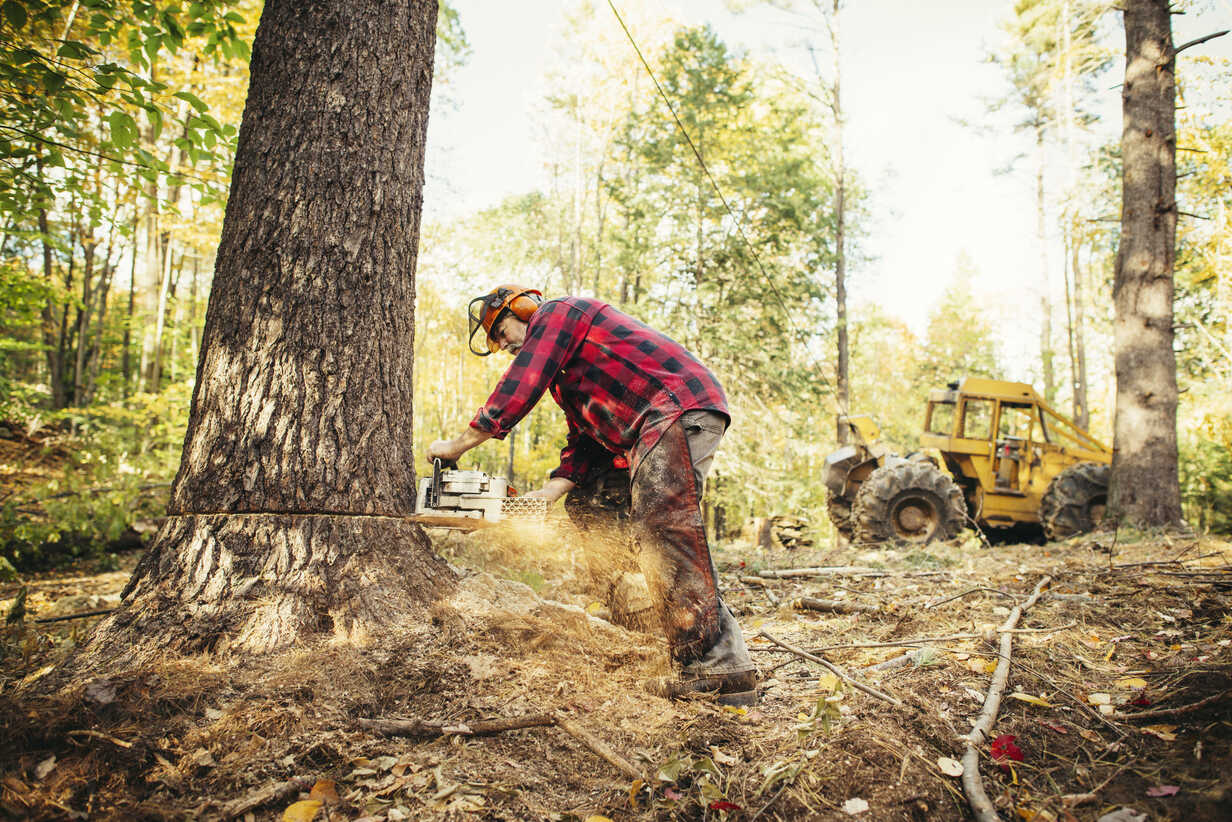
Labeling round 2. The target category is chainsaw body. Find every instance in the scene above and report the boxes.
[412,460,546,530]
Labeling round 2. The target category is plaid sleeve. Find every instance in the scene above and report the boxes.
[549,417,598,484]
[470,301,588,439]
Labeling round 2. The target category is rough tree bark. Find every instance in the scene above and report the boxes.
[1109,0,1183,528]
[79,0,454,662]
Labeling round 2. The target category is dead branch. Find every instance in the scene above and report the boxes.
[359,712,639,780]
[1111,551,1221,569]
[1167,29,1229,62]
[739,575,780,605]
[997,621,1076,634]
[35,608,116,624]
[1059,766,1128,808]
[756,629,905,708]
[792,596,879,615]
[554,714,641,780]
[1119,692,1230,720]
[757,566,883,578]
[219,776,315,819]
[357,714,554,738]
[926,587,1019,609]
[810,633,982,651]
[960,576,1051,822]
[863,649,931,672]
[66,729,133,748]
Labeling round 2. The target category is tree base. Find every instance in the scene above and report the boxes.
[74,513,455,667]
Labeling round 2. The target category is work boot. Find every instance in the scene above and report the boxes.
[645,670,758,707]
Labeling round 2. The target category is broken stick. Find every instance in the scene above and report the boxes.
[756,629,905,709]
[554,714,641,781]
[792,596,879,615]
[360,713,641,781]
[757,566,883,579]
[357,714,554,739]
[219,776,316,819]
[960,576,1051,822]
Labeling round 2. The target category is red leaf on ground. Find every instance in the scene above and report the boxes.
[990,734,1024,771]
[709,800,742,811]
[1146,785,1180,797]
[1130,695,1152,706]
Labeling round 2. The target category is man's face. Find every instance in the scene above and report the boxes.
[493,316,528,355]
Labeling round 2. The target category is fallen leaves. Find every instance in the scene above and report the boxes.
[281,799,321,822]
[1009,692,1053,708]
[990,734,1024,771]
[1140,724,1178,741]
[937,756,964,777]
[1146,785,1180,797]
[842,796,869,814]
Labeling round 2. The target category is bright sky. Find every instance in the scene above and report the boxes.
[422,0,1232,375]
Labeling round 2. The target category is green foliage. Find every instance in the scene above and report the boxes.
[1179,397,1232,534]
[1,383,188,570]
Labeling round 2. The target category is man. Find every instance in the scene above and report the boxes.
[427,284,757,705]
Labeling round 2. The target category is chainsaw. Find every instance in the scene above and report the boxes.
[411,458,548,531]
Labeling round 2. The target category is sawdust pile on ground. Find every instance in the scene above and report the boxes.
[1,522,1230,821]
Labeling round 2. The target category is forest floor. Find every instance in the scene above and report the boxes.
[1,523,1229,821]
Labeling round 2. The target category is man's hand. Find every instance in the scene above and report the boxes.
[522,477,576,504]
[426,427,492,466]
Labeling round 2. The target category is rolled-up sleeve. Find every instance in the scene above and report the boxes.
[470,301,589,438]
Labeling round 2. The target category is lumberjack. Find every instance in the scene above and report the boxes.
[427,285,757,705]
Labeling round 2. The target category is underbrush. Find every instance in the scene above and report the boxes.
[0,385,190,572]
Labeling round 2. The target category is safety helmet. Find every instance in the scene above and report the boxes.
[467,285,543,356]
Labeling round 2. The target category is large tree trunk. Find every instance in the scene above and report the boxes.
[81,0,453,663]
[1109,0,1183,528]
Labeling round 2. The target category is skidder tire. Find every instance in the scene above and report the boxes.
[1040,462,1110,541]
[826,493,855,541]
[852,461,966,546]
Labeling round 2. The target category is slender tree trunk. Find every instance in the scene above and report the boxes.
[1035,126,1055,403]
[121,230,137,399]
[1109,0,1183,528]
[1071,230,1089,430]
[1063,236,1078,419]
[147,233,174,391]
[80,0,453,663]
[36,201,67,409]
[827,1,849,442]
[72,237,96,405]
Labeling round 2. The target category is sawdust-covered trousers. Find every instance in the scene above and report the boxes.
[632,410,754,674]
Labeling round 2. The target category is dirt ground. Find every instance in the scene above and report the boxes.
[1,523,1229,821]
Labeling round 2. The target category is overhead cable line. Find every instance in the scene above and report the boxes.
[605,0,849,418]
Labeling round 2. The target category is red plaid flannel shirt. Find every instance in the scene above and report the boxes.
[470,297,728,482]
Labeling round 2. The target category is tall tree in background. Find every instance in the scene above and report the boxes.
[1109,0,1182,528]
[79,0,452,662]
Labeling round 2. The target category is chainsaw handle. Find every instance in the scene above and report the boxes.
[427,457,457,510]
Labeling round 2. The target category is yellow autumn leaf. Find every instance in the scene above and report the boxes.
[585,816,615,822]
[282,800,321,822]
[308,779,339,804]
[817,672,840,692]
[1008,692,1053,708]
[965,657,996,674]
[1115,677,1149,690]
[1142,724,1178,741]
[628,779,644,810]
